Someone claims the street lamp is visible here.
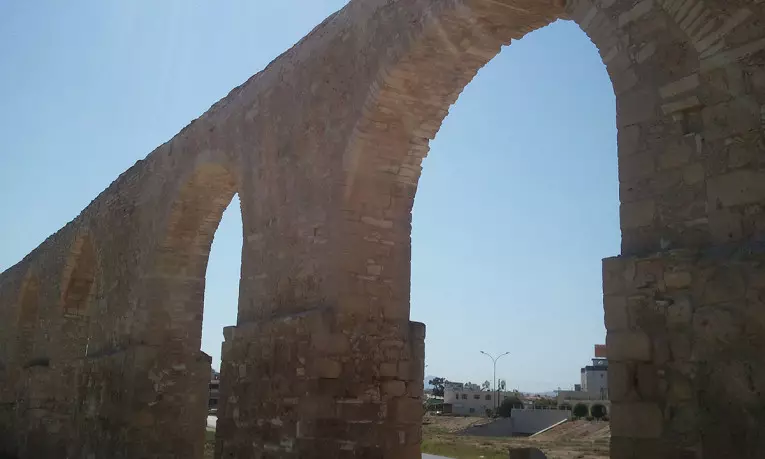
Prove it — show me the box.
[480,351,510,413]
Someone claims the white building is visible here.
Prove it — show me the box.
[443,381,509,416]
[580,357,608,400]
[556,346,610,410]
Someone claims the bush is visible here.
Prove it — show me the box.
[585,416,595,421]
[558,403,572,411]
[572,403,589,419]
[601,415,610,422]
[590,403,608,420]
[497,396,523,418]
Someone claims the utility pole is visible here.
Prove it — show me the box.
[480,350,510,413]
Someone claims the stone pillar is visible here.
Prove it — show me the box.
[14,365,59,459]
[72,345,211,459]
[604,244,765,459]
[215,311,425,459]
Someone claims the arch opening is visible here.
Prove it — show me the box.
[337,1,624,456]
[144,161,241,459]
[411,19,616,452]
[201,193,242,416]
[152,163,239,352]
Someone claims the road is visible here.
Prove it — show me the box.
[207,416,451,458]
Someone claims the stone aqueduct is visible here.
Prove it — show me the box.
[1,0,765,457]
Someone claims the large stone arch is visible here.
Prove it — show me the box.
[146,161,238,351]
[0,0,764,458]
[113,159,240,459]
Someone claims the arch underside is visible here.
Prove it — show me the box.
[0,0,763,458]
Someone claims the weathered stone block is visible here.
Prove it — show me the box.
[314,358,342,379]
[666,296,692,326]
[621,200,655,229]
[604,295,630,331]
[707,170,765,207]
[608,331,652,361]
[389,397,422,423]
[381,380,406,397]
[379,363,397,378]
[603,256,626,295]
[664,271,692,289]
[611,402,663,438]
[609,362,636,402]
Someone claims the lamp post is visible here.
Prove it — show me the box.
[480,350,510,413]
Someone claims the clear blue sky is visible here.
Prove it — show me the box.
[0,1,618,392]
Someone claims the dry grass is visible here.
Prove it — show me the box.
[203,415,611,459]
[421,414,610,459]
[204,430,215,459]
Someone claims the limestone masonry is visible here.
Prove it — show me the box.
[1,0,765,458]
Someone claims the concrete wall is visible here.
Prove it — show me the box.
[511,409,572,436]
[460,410,571,437]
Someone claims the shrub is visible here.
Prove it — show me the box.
[572,403,589,419]
[558,403,572,411]
[497,396,523,418]
[590,403,608,420]
[586,416,595,421]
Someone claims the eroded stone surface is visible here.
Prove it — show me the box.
[1,0,765,458]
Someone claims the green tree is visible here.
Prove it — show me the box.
[590,403,607,420]
[534,397,557,408]
[496,393,524,418]
[481,380,491,391]
[429,377,446,397]
[573,403,589,419]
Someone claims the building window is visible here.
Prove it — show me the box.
[473,394,480,400]
[469,408,475,413]
[461,394,467,400]
[485,394,492,401]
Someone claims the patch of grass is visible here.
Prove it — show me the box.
[204,430,215,459]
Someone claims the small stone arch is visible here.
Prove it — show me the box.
[60,233,97,318]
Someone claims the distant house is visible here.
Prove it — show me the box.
[580,357,608,400]
[443,381,509,416]
[557,345,610,411]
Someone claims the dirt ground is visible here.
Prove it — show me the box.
[203,415,610,459]
[421,414,610,459]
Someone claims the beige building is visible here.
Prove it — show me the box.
[444,382,509,416]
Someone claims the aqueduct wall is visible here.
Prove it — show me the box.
[1,0,765,458]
